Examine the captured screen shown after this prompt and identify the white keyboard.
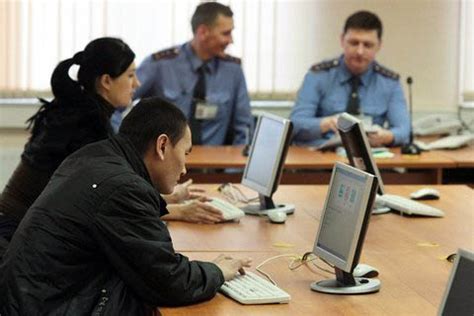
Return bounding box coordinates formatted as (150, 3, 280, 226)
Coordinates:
(220, 271, 291, 305)
(206, 197, 245, 221)
(415, 134, 474, 150)
(376, 194, 445, 217)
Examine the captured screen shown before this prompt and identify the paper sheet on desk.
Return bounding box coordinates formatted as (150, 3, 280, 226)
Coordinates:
(373, 151, 395, 158)
(336, 147, 394, 158)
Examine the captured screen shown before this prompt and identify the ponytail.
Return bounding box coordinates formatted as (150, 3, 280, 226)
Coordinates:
(27, 56, 84, 133)
(50, 58, 83, 100)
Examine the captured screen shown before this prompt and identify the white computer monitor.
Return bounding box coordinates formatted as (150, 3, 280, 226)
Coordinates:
(241, 113, 294, 215)
(438, 248, 474, 316)
(337, 112, 385, 195)
(311, 162, 379, 294)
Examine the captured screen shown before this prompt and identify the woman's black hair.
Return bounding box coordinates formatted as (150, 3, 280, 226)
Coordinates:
(52, 37, 135, 98)
(27, 37, 135, 134)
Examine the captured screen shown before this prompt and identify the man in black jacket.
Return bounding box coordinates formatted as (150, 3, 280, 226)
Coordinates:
(0, 98, 251, 315)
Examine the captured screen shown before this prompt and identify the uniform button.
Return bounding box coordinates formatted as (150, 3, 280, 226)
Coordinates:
(92, 184, 98, 189)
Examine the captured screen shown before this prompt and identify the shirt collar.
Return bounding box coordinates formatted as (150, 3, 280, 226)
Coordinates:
(183, 42, 217, 74)
(338, 54, 374, 86)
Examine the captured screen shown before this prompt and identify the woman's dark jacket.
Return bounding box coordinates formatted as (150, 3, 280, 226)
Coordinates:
(0, 95, 114, 230)
(0, 135, 224, 315)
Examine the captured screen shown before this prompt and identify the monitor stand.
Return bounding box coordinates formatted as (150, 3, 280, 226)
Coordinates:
(241, 194, 295, 215)
(310, 267, 380, 294)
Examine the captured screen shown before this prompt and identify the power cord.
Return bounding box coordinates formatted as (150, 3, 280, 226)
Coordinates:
(458, 105, 474, 132)
(255, 251, 335, 286)
(217, 183, 259, 205)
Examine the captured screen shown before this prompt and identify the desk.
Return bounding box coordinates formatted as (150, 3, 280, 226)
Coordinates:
(436, 146, 474, 168)
(434, 146, 474, 185)
(185, 146, 456, 184)
(161, 185, 473, 315)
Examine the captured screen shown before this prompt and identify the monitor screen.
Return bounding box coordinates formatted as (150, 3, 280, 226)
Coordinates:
(439, 248, 474, 316)
(241, 113, 292, 199)
(337, 113, 385, 195)
(313, 162, 377, 272)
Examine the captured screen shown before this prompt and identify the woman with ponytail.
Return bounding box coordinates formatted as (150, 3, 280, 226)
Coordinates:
(0, 37, 139, 247)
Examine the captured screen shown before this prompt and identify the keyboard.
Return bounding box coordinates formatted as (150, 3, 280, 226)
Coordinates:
(415, 134, 474, 150)
(206, 197, 245, 221)
(220, 271, 291, 305)
(376, 194, 445, 217)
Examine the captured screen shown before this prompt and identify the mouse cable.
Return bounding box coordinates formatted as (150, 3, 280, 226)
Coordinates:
(255, 251, 335, 286)
(218, 183, 259, 205)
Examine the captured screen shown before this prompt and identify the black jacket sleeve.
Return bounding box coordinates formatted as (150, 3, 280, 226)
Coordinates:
(90, 180, 224, 307)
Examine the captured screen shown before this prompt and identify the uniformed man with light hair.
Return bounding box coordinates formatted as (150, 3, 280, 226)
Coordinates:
(133, 2, 252, 146)
(291, 10, 410, 147)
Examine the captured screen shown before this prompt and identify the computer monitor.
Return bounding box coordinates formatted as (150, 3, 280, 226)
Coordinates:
(311, 162, 379, 294)
(241, 113, 294, 215)
(438, 248, 474, 316)
(337, 112, 385, 195)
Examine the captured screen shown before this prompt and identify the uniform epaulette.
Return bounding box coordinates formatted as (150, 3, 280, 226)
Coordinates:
(218, 54, 241, 65)
(310, 58, 340, 72)
(374, 63, 399, 80)
(152, 47, 179, 61)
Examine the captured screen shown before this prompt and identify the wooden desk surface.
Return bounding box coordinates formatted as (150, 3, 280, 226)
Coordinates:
(169, 185, 473, 253)
(186, 145, 456, 169)
(435, 146, 474, 167)
(162, 185, 473, 315)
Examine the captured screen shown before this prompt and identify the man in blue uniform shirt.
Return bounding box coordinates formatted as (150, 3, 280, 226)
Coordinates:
(290, 10, 410, 147)
(133, 2, 252, 145)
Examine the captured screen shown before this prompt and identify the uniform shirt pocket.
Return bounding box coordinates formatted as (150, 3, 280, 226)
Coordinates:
(163, 88, 181, 102)
(206, 92, 232, 121)
(320, 94, 347, 116)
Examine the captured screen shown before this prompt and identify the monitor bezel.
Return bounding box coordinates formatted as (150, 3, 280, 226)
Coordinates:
(337, 112, 386, 195)
(313, 162, 378, 272)
(241, 113, 293, 198)
(438, 248, 474, 316)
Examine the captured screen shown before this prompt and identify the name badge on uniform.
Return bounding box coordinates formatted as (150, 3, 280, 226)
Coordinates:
(195, 101, 218, 120)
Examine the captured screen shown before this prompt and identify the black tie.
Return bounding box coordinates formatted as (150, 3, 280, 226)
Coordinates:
(346, 76, 361, 115)
(190, 65, 206, 145)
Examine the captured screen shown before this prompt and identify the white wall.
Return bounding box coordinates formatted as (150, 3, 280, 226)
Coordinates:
(293, 0, 461, 112)
(0, 0, 464, 128)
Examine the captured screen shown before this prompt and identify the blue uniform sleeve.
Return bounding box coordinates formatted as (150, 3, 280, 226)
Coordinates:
(231, 68, 252, 145)
(134, 55, 158, 100)
(110, 110, 123, 134)
(290, 71, 325, 143)
(386, 80, 410, 145)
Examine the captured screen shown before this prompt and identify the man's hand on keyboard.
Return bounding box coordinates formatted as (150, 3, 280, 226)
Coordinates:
(165, 200, 224, 224)
(214, 255, 252, 281)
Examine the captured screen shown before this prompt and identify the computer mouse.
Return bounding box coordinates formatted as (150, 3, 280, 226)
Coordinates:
(241, 144, 250, 157)
(267, 210, 287, 224)
(410, 188, 440, 200)
(353, 263, 379, 278)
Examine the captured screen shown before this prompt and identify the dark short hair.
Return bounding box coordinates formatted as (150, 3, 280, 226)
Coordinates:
(191, 2, 233, 33)
(119, 97, 188, 156)
(343, 11, 383, 39)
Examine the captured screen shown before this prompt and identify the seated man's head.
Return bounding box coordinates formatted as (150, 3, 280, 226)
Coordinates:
(341, 11, 382, 76)
(119, 98, 192, 194)
(191, 2, 234, 59)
